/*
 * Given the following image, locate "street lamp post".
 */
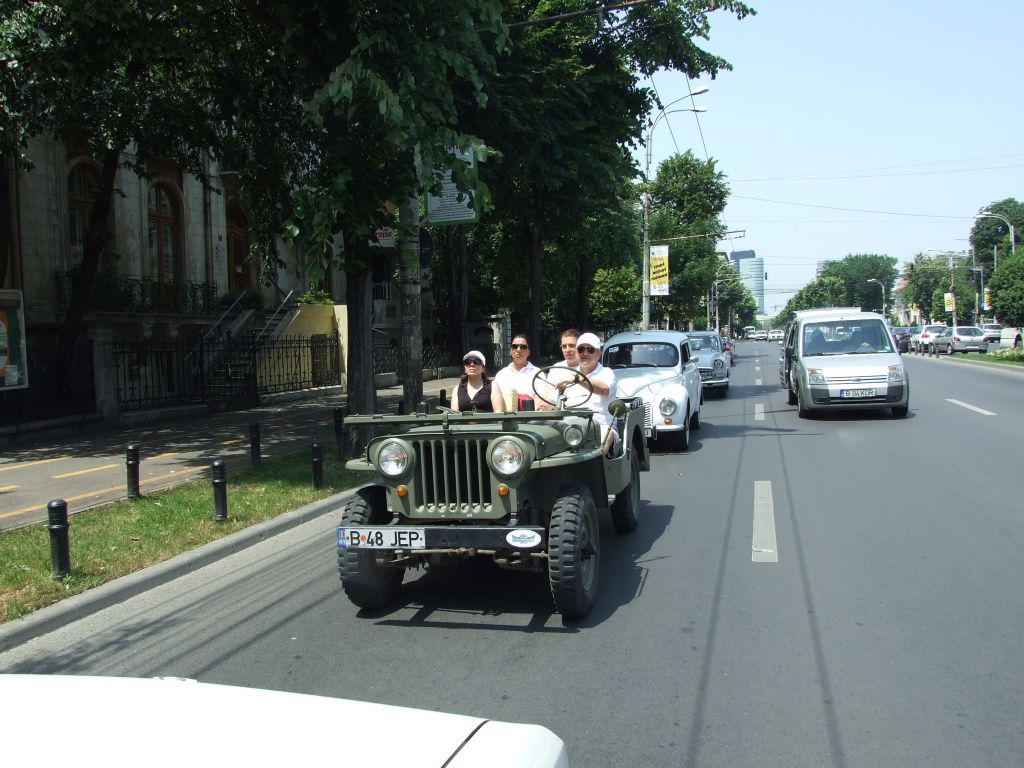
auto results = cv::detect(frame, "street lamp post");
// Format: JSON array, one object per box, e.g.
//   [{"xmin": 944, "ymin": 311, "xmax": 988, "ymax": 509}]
[
  {"xmin": 866, "ymin": 278, "xmax": 886, "ymax": 317},
  {"xmin": 975, "ymin": 211, "xmax": 1016, "ymax": 258},
  {"xmin": 642, "ymin": 88, "xmax": 709, "ymax": 329}
]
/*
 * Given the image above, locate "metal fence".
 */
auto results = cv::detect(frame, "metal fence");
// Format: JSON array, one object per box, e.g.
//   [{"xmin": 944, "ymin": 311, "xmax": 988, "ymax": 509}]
[
  {"xmin": 372, "ymin": 342, "xmax": 457, "ymax": 374},
  {"xmin": 108, "ymin": 332, "xmax": 341, "ymax": 411},
  {"xmin": 57, "ymin": 271, "xmax": 218, "ymax": 315},
  {"xmin": 0, "ymin": 333, "xmax": 95, "ymax": 427}
]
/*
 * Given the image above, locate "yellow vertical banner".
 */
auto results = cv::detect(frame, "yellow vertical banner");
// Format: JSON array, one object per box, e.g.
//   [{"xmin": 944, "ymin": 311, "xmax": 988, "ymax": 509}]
[
  {"xmin": 943, "ymin": 292, "xmax": 954, "ymax": 312},
  {"xmin": 650, "ymin": 246, "xmax": 669, "ymax": 296}
]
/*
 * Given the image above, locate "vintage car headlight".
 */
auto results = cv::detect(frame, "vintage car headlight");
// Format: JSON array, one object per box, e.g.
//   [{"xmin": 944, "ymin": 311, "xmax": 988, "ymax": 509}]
[
  {"xmin": 563, "ymin": 424, "xmax": 584, "ymax": 448},
  {"xmin": 377, "ymin": 440, "xmax": 409, "ymax": 477},
  {"xmin": 714, "ymin": 359, "xmax": 725, "ymax": 370},
  {"xmin": 491, "ymin": 439, "xmax": 526, "ymax": 476},
  {"xmin": 807, "ymin": 368, "xmax": 826, "ymax": 385},
  {"xmin": 888, "ymin": 365, "xmax": 904, "ymax": 382},
  {"xmin": 659, "ymin": 397, "xmax": 677, "ymax": 417}
]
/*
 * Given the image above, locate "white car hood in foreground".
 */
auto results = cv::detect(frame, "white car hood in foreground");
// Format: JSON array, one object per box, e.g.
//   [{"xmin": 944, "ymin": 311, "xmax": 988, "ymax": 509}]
[
  {"xmin": 0, "ymin": 675, "xmax": 569, "ymax": 768},
  {"xmin": 613, "ymin": 369, "xmax": 683, "ymax": 397}
]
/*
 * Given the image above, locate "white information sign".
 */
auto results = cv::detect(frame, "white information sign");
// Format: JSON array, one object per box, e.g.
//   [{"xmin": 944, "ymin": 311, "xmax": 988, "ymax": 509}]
[{"xmin": 427, "ymin": 147, "xmax": 478, "ymax": 225}]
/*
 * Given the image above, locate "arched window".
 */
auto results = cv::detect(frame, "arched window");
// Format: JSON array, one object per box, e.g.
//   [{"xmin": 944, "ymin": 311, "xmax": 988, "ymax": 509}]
[
  {"xmin": 226, "ymin": 200, "xmax": 251, "ymax": 292},
  {"xmin": 147, "ymin": 183, "xmax": 182, "ymax": 285},
  {"xmin": 68, "ymin": 164, "xmax": 101, "ymax": 266}
]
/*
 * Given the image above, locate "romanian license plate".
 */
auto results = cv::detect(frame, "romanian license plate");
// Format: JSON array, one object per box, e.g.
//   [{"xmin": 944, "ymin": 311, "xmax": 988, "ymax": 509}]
[
  {"xmin": 338, "ymin": 527, "xmax": 426, "ymax": 549},
  {"xmin": 839, "ymin": 388, "xmax": 875, "ymax": 398}
]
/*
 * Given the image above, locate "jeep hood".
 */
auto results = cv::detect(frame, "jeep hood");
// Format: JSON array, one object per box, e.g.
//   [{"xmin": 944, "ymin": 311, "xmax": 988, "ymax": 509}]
[{"xmin": 613, "ymin": 369, "xmax": 683, "ymax": 397}]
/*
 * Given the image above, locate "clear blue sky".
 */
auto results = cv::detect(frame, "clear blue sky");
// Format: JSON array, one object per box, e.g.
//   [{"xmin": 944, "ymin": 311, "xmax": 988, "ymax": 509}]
[{"xmin": 637, "ymin": 0, "xmax": 1023, "ymax": 315}]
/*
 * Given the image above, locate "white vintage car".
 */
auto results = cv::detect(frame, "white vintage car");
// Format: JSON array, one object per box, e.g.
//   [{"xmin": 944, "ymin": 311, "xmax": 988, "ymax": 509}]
[{"xmin": 602, "ymin": 330, "xmax": 703, "ymax": 450}]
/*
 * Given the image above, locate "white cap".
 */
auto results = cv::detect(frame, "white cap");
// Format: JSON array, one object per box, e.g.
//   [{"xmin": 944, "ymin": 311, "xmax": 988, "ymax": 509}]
[
  {"xmin": 463, "ymin": 350, "xmax": 486, "ymax": 365},
  {"xmin": 575, "ymin": 332, "xmax": 602, "ymax": 351}
]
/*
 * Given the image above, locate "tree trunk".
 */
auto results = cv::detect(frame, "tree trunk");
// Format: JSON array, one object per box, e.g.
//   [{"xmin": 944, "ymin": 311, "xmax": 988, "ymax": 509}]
[
  {"xmin": 575, "ymin": 251, "xmax": 588, "ymax": 329},
  {"xmin": 528, "ymin": 184, "xmax": 544, "ymax": 348},
  {"xmin": 56, "ymin": 146, "xmax": 121, "ymax": 368},
  {"xmin": 444, "ymin": 226, "xmax": 468, "ymax": 359},
  {"xmin": 344, "ymin": 258, "xmax": 376, "ymax": 455},
  {"xmin": 0, "ymin": 155, "xmax": 13, "ymax": 287},
  {"xmin": 398, "ymin": 192, "xmax": 422, "ymax": 414}
]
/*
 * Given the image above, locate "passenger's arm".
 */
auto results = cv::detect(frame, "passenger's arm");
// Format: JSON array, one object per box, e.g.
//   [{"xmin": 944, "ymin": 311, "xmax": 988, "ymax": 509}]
[
  {"xmin": 450, "ymin": 387, "xmax": 460, "ymax": 412},
  {"xmin": 489, "ymin": 380, "xmax": 505, "ymax": 412}
]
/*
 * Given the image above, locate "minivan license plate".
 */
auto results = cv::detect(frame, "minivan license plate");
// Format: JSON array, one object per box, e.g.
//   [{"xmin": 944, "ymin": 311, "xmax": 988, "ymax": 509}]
[
  {"xmin": 840, "ymin": 388, "xmax": 875, "ymax": 398},
  {"xmin": 338, "ymin": 527, "xmax": 426, "ymax": 549}
]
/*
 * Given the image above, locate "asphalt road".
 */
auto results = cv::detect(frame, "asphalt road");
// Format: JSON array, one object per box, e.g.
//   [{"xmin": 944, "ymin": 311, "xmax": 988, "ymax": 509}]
[
  {"xmin": 0, "ymin": 378, "xmax": 461, "ymax": 530},
  {"xmin": 2, "ymin": 343, "xmax": 1022, "ymax": 767}
]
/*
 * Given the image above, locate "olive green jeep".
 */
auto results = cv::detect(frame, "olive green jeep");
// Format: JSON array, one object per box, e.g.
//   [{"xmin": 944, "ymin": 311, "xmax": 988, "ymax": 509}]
[{"xmin": 337, "ymin": 366, "xmax": 650, "ymax": 619}]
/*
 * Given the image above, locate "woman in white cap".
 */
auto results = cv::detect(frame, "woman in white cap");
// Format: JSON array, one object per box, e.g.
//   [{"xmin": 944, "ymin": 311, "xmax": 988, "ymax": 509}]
[{"xmin": 451, "ymin": 350, "xmax": 505, "ymax": 412}]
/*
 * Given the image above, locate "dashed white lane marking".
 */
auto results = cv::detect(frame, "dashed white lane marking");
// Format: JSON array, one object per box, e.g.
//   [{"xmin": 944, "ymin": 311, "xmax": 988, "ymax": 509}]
[
  {"xmin": 752, "ymin": 480, "xmax": 779, "ymax": 563},
  {"xmin": 945, "ymin": 398, "xmax": 996, "ymax": 416},
  {"xmin": 754, "ymin": 403, "xmax": 765, "ymax": 421}
]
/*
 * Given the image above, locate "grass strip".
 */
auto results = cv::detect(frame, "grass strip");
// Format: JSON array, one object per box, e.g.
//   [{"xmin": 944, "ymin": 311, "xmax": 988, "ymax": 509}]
[{"xmin": 1, "ymin": 445, "xmax": 368, "ymax": 623}]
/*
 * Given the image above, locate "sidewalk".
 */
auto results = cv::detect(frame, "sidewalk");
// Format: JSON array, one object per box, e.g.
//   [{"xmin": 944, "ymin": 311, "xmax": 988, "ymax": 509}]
[{"xmin": 0, "ymin": 373, "xmax": 463, "ymax": 530}]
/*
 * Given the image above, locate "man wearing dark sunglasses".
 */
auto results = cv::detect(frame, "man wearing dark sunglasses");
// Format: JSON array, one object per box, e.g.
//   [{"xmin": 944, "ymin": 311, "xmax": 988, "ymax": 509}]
[
  {"xmin": 494, "ymin": 333, "xmax": 540, "ymax": 410},
  {"xmin": 556, "ymin": 332, "xmax": 615, "ymax": 426}
]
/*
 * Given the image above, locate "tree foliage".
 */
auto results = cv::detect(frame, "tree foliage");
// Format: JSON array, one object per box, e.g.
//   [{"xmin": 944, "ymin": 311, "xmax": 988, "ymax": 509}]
[
  {"xmin": 988, "ymin": 252, "xmax": 1024, "ymax": 327},
  {"xmin": 969, "ymin": 198, "xmax": 1023, "ymax": 271}
]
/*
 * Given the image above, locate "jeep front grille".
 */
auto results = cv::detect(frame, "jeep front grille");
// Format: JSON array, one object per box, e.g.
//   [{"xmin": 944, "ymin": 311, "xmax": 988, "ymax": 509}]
[{"xmin": 414, "ymin": 438, "xmax": 493, "ymax": 514}]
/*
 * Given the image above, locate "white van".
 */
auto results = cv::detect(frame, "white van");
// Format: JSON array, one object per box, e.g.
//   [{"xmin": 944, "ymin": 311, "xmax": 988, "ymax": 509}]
[{"xmin": 778, "ymin": 308, "xmax": 909, "ymax": 418}]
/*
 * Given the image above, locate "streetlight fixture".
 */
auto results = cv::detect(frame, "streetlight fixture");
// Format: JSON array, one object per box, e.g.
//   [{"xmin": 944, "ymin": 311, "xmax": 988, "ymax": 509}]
[
  {"xmin": 642, "ymin": 88, "xmax": 709, "ymax": 329},
  {"xmin": 866, "ymin": 278, "xmax": 886, "ymax": 317},
  {"xmin": 975, "ymin": 211, "xmax": 1016, "ymax": 258}
]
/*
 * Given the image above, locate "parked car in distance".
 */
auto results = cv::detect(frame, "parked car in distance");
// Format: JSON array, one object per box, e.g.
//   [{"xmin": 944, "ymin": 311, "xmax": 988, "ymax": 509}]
[
  {"xmin": 767, "ymin": 329, "xmax": 784, "ymax": 341},
  {"xmin": 932, "ymin": 325, "xmax": 986, "ymax": 354},
  {"xmin": 1000, "ymin": 325, "xmax": 1023, "ymax": 349},
  {"xmin": 911, "ymin": 324, "xmax": 948, "ymax": 353},
  {"xmin": 752, "ymin": 329, "xmax": 768, "ymax": 341},
  {"xmin": 892, "ymin": 327, "xmax": 916, "ymax": 353},
  {"xmin": 979, "ymin": 323, "xmax": 1002, "ymax": 345},
  {"xmin": 603, "ymin": 330, "xmax": 703, "ymax": 451},
  {"xmin": 687, "ymin": 331, "xmax": 730, "ymax": 397}
]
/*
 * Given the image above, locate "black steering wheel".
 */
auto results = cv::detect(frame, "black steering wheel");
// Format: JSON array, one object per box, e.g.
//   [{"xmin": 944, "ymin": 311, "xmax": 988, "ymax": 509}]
[{"xmin": 532, "ymin": 365, "xmax": 595, "ymax": 408}]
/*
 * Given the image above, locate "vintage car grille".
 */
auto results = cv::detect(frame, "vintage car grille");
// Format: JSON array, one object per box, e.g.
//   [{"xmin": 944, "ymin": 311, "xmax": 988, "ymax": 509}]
[
  {"xmin": 413, "ymin": 438, "xmax": 493, "ymax": 512},
  {"xmin": 698, "ymin": 367, "xmax": 713, "ymax": 381}
]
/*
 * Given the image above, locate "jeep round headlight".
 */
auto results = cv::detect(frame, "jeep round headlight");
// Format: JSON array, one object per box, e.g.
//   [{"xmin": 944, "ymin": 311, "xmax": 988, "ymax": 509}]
[
  {"xmin": 659, "ymin": 397, "xmax": 677, "ymax": 417},
  {"xmin": 377, "ymin": 440, "xmax": 409, "ymax": 477},
  {"xmin": 564, "ymin": 425, "xmax": 584, "ymax": 448},
  {"xmin": 491, "ymin": 439, "xmax": 526, "ymax": 476}
]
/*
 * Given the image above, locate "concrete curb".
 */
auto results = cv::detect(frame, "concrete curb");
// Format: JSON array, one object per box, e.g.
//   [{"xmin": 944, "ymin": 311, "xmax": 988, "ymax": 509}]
[{"xmin": 0, "ymin": 487, "xmax": 360, "ymax": 653}]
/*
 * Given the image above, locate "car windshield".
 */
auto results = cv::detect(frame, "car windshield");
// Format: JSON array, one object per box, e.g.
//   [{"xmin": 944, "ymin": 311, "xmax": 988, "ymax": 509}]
[
  {"xmin": 603, "ymin": 342, "xmax": 679, "ymax": 368},
  {"xmin": 801, "ymin": 319, "xmax": 895, "ymax": 355},
  {"xmin": 692, "ymin": 336, "xmax": 720, "ymax": 351}
]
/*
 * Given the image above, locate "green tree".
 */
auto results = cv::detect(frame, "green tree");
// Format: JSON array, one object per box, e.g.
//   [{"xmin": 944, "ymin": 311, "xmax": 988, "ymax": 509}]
[
  {"xmin": 899, "ymin": 254, "xmax": 950, "ymax": 322},
  {"xmin": 988, "ymin": 252, "xmax": 1024, "ymax": 327},
  {"xmin": 588, "ymin": 264, "xmax": 642, "ymax": 330},
  {"xmin": 969, "ymin": 198, "xmax": 1023, "ymax": 271},
  {"xmin": 818, "ymin": 254, "xmax": 898, "ymax": 312}
]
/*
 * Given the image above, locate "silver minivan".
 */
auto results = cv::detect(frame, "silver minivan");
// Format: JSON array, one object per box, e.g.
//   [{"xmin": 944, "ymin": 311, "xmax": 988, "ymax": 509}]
[{"xmin": 778, "ymin": 308, "xmax": 909, "ymax": 418}]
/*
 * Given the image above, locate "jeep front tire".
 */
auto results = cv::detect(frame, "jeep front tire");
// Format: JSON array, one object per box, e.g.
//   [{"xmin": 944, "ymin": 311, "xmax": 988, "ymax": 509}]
[
  {"xmin": 337, "ymin": 486, "xmax": 404, "ymax": 609},
  {"xmin": 548, "ymin": 485, "xmax": 600, "ymax": 619}
]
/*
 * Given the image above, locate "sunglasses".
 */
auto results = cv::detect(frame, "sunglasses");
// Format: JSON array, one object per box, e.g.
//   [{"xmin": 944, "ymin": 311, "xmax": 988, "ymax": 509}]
[
  {"xmin": 576, "ymin": 346, "xmax": 597, "ymax": 354},
  {"xmin": 464, "ymin": 360, "xmax": 482, "ymax": 366},
  {"xmin": 510, "ymin": 343, "xmax": 529, "ymax": 350}
]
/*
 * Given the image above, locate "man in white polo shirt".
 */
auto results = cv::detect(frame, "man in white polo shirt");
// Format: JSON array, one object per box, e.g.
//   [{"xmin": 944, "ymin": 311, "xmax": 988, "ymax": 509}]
[{"xmin": 555, "ymin": 332, "xmax": 615, "ymax": 426}]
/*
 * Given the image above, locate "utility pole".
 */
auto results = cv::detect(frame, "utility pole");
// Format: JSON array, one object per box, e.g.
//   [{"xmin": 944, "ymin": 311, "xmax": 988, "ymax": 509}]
[{"xmin": 398, "ymin": 193, "xmax": 423, "ymax": 413}]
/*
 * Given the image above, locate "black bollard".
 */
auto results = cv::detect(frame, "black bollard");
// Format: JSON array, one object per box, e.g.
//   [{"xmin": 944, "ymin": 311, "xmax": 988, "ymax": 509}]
[
  {"xmin": 397, "ymin": 400, "xmax": 406, "ymax": 415},
  {"xmin": 249, "ymin": 422, "xmax": 262, "ymax": 467},
  {"xmin": 311, "ymin": 442, "xmax": 324, "ymax": 488},
  {"xmin": 47, "ymin": 499, "xmax": 71, "ymax": 580},
  {"xmin": 211, "ymin": 460, "xmax": 228, "ymax": 521},
  {"xmin": 418, "ymin": 401, "xmax": 429, "ymax": 415},
  {"xmin": 126, "ymin": 445, "xmax": 140, "ymax": 500},
  {"xmin": 439, "ymin": 389, "xmax": 447, "ymax": 408}
]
